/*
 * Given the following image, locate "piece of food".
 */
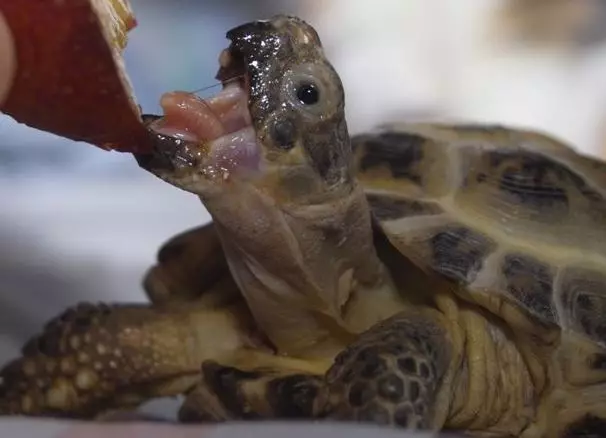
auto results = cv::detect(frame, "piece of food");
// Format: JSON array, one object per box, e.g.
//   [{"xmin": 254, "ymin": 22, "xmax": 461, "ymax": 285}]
[{"xmin": 0, "ymin": 0, "xmax": 152, "ymax": 153}]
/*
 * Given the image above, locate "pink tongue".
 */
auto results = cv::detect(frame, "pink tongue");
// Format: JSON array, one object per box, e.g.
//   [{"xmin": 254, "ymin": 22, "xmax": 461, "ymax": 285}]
[
  {"xmin": 151, "ymin": 85, "xmax": 260, "ymax": 177},
  {"xmin": 154, "ymin": 84, "xmax": 247, "ymax": 141}
]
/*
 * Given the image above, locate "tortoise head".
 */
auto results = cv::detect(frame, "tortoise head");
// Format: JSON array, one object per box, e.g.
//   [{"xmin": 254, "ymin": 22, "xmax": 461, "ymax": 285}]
[
  {"xmin": 136, "ymin": 15, "xmax": 353, "ymax": 205},
  {"xmin": 135, "ymin": 16, "xmax": 381, "ymax": 352}
]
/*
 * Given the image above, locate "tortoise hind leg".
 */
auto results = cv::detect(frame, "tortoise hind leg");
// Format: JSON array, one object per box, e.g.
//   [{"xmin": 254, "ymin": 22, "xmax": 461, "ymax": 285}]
[
  {"xmin": 179, "ymin": 311, "xmax": 455, "ymax": 430},
  {"xmin": 0, "ymin": 300, "xmax": 266, "ymax": 418}
]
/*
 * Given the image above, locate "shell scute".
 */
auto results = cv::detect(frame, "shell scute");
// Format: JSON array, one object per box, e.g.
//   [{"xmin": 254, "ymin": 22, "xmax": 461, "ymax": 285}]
[
  {"xmin": 560, "ymin": 268, "xmax": 606, "ymax": 347},
  {"xmin": 500, "ymin": 253, "xmax": 557, "ymax": 324},
  {"xmin": 428, "ymin": 225, "xmax": 496, "ymax": 285}
]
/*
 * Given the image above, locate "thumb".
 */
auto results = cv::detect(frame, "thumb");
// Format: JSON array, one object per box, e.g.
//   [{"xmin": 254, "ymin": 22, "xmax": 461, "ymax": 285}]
[{"xmin": 0, "ymin": 10, "xmax": 15, "ymax": 106}]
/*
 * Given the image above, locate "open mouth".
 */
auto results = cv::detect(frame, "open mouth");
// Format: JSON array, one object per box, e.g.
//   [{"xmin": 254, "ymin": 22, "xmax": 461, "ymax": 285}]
[{"xmin": 147, "ymin": 47, "xmax": 260, "ymax": 178}]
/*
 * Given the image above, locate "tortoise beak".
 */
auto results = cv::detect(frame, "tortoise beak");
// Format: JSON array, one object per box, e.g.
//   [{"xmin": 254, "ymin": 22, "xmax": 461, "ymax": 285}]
[{"xmin": 134, "ymin": 114, "xmax": 196, "ymax": 172}]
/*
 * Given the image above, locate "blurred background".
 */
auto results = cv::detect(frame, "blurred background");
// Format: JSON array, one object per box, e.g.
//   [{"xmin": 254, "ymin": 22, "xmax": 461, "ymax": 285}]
[{"xmin": 1, "ymin": 0, "xmax": 606, "ymax": 375}]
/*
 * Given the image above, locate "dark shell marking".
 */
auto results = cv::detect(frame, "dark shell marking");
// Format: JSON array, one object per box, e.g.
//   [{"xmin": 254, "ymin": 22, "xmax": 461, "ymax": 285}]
[
  {"xmin": 591, "ymin": 354, "xmax": 606, "ymax": 371},
  {"xmin": 560, "ymin": 269, "xmax": 606, "ymax": 347},
  {"xmin": 354, "ymin": 124, "xmax": 606, "ymax": 347},
  {"xmin": 366, "ymin": 194, "xmax": 443, "ymax": 222},
  {"xmin": 501, "ymin": 254, "xmax": 557, "ymax": 323},
  {"xmin": 356, "ymin": 132, "xmax": 426, "ymax": 184},
  {"xmin": 456, "ymin": 148, "xmax": 606, "ymax": 239},
  {"xmin": 429, "ymin": 226, "xmax": 496, "ymax": 284},
  {"xmin": 493, "ymin": 151, "xmax": 570, "ymax": 213},
  {"xmin": 562, "ymin": 414, "xmax": 606, "ymax": 437},
  {"xmin": 466, "ymin": 149, "xmax": 606, "ymax": 226}
]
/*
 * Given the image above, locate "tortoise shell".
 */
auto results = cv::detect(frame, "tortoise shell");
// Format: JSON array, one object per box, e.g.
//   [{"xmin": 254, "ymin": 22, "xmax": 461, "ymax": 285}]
[{"xmin": 353, "ymin": 123, "xmax": 606, "ymax": 349}]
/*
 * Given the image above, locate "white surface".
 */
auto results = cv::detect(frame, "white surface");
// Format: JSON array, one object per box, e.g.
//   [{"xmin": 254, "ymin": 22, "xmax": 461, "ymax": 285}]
[
  {"xmin": 0, "ymin": 419, "xmax": 446, "ymax": 438},
  {"xmin": 303, "ymin": 0, "xmax": 606, "ymax": 158}
]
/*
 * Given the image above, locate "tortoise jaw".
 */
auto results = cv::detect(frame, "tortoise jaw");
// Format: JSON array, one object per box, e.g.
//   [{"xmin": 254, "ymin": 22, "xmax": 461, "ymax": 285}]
[{"xmin": 136, "ymin": 47, "xmax": 262, "ymax": 186}]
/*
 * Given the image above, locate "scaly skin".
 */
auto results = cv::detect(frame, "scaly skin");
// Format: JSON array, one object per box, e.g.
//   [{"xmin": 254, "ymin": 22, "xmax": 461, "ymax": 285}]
[{"xmin": 0, "ymin": 300, "xmax": 269, "ymax": 417}]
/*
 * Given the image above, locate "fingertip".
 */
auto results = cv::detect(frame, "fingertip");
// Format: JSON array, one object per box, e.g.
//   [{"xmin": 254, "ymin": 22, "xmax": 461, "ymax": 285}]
[{"xmin": 0, "ymin": 10, "xmax": 16, "ymax": 106}]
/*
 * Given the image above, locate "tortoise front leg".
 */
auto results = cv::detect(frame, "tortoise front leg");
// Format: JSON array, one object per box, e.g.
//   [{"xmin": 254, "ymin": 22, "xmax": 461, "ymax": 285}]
[
  {"xmin": 143, "ymin": 222, "xmax": 234, "ymax": 307},
  {"xmin": 0, "ymin": 300, "xmax": 267, "ymax": 418},
  {"xmin": 319, "ymin": 312, "xmax": 454, "ymax": 429},
  {"xmin": 178, "ymin": 311, "xmax": 455, "ymax": 430}
]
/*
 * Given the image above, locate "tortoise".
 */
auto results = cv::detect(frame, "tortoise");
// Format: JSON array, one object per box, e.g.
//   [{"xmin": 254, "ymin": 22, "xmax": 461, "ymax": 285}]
[{"xmin": 1, "ymin": 14, "xmax": 606, "ymax": 438}]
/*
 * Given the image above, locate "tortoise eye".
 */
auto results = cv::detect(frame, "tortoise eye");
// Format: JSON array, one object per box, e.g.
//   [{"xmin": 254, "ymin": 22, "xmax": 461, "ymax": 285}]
[
  {"xmin": 281, "ymin": 63, "xmax": 342, "ymax": 119},
  {"xmin": 296, "ymin": 82, "xmax": 320, "ymax": 106}
]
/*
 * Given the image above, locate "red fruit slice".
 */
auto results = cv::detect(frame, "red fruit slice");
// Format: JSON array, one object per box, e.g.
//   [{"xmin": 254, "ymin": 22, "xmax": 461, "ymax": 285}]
[{"xmin": 0, "ymin": 0, "xmax": 153, "ymax": 153}]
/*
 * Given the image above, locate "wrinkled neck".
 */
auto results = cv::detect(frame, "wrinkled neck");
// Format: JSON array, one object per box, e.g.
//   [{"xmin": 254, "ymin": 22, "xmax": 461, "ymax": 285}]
[{"xmin": 202, "ymin": 182, "xmax": 384, "ymax": 354}]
